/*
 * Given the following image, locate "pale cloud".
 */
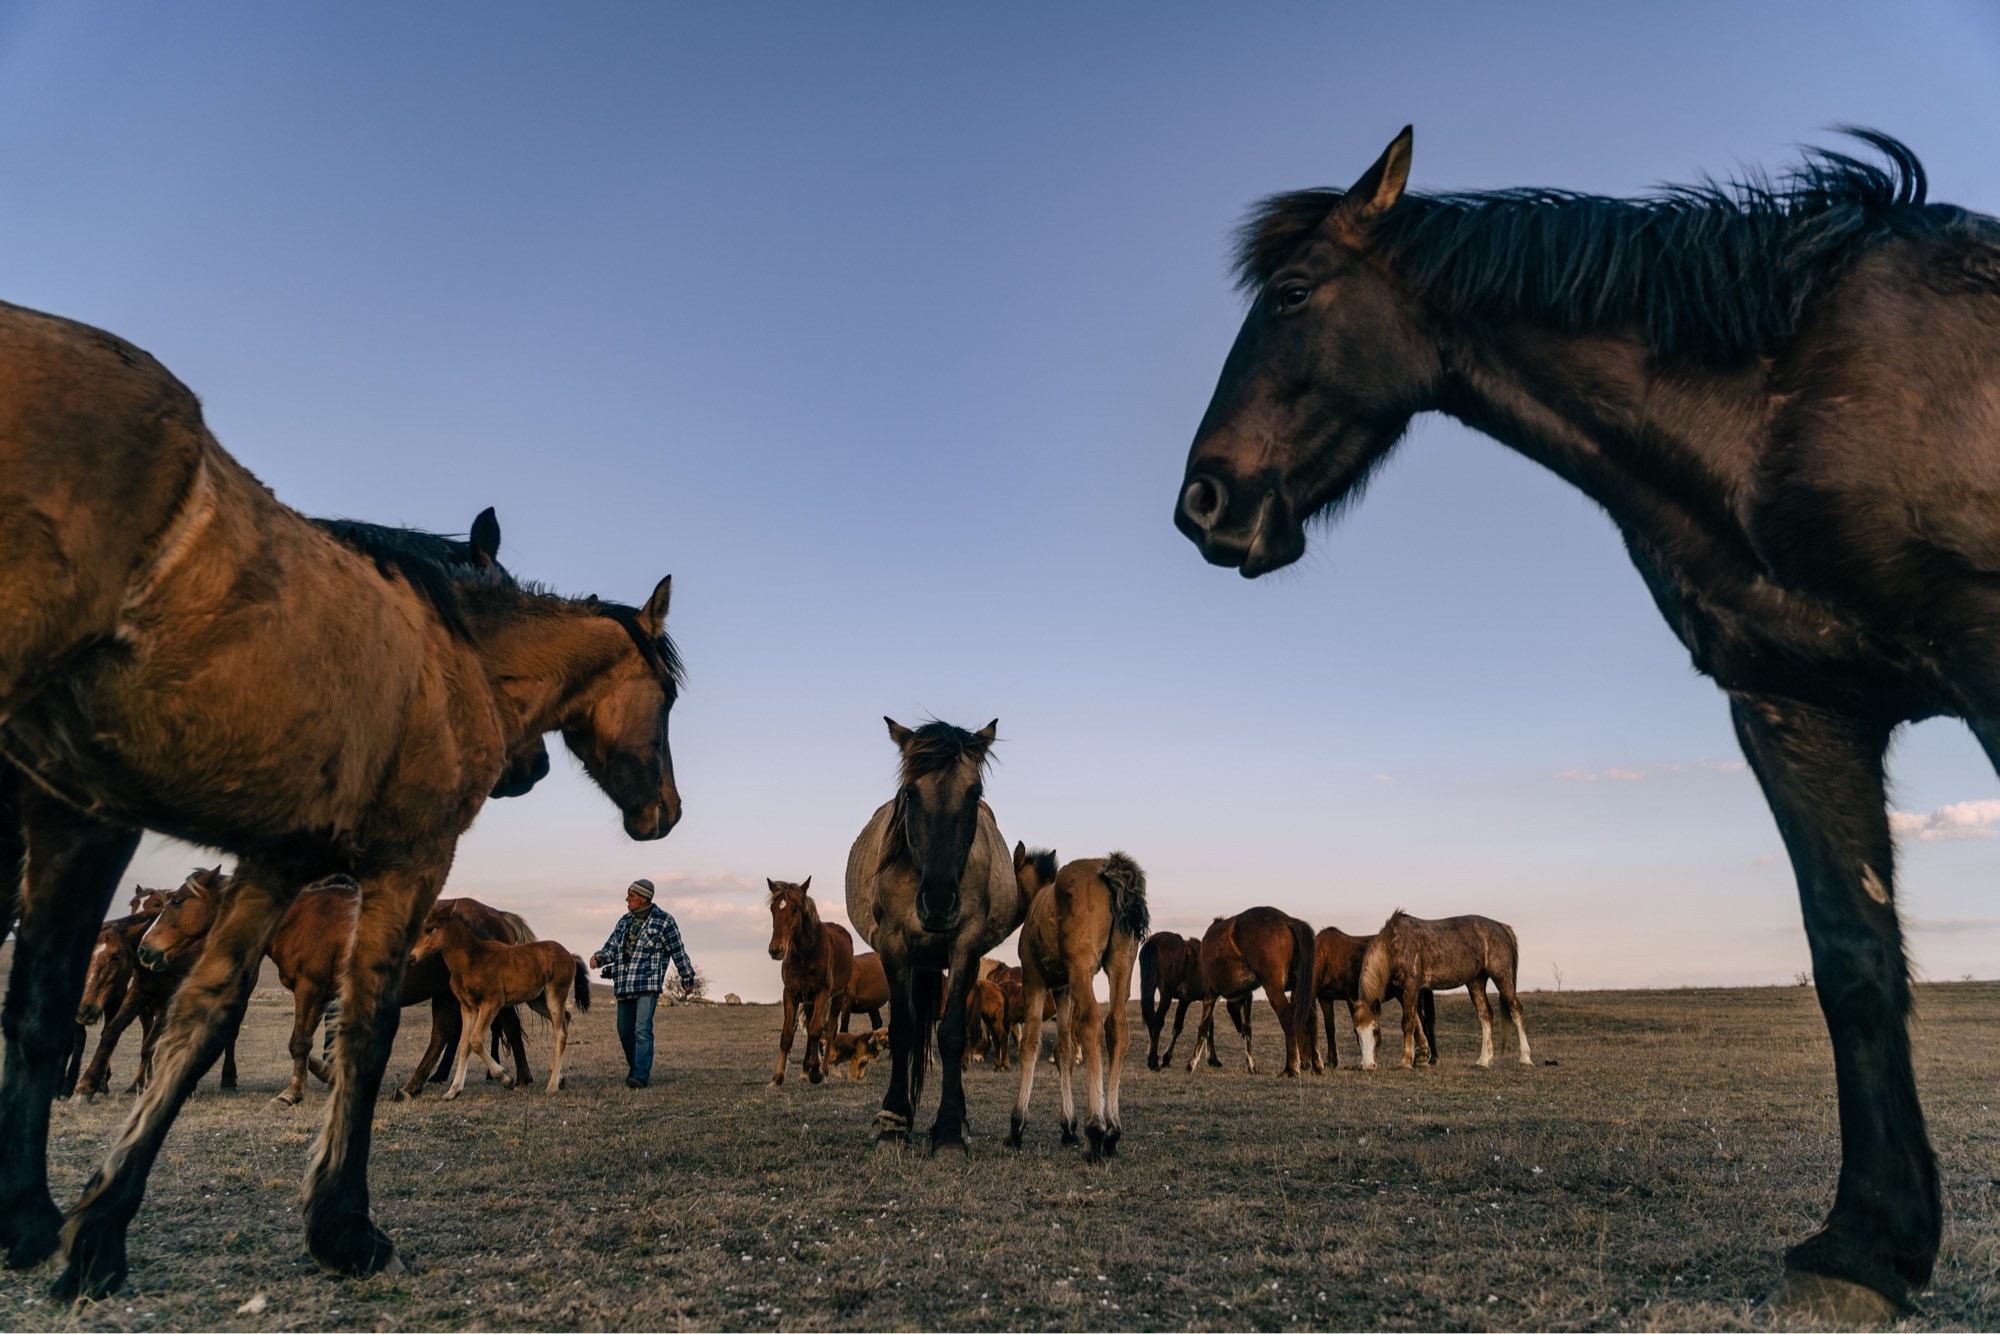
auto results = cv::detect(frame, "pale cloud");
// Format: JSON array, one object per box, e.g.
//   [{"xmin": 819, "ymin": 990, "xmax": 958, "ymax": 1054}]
[
  {"xmin": 1749, "ymin": 854, "xmax": 1775, "ymax": 867},
  {"xmin": 1555, "ymin": 766, "xmax": 1649, "ymax": 783},
  {"xmin": 1889, "ymin": 799, "xmax": 2000, "ymax": 842}
]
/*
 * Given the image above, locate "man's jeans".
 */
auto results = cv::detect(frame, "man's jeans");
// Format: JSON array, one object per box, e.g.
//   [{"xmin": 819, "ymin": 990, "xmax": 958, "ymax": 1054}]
[{"xmin": 616, "ymin": 993, "xmax": 659, "ymax": 1083}]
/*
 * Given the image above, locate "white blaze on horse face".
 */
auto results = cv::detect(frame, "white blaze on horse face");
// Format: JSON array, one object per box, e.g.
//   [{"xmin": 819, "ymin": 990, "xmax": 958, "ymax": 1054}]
[{"xmin": 1357, "ymin": 1019, "xmax": 1378, "ymax": 1069}]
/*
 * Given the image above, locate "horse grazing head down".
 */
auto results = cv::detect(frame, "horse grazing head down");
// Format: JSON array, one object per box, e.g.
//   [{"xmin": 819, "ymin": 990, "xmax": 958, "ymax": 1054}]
[
  {"xmin": 883, "ymin": 718, "xmax": 997, "ymax": 935},
  {"xmin": 551, "ymin": 572, "xmax": 685, "ymax": 842},
  {"xmin": 766, "ymin": 877, "xmax": 815, "ymax": 960},
  {"xmin": 134, "ymin": 866, "xmax": 231, "ymax": 971}
]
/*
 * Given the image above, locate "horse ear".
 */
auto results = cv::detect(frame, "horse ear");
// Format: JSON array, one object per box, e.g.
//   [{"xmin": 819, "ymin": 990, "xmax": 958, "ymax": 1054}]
[
  {"xmin": 974, "ymin": 719, "xmax": 999, "ymax": 751},
  {"xmin": 470, "ymin": 508, "xmax": 501, "ymax": 569},
  {"xmin": 1331, "ymin": 125, "xmax": 1413, "ymax": 228},
  {"xmin": 1013, "ymin": 840, "xmax": 1027, "ymax": 872},
  {"xmin": 885, "ymin": 717, "xmax": 914, "ymax": 748},
  {"xmin": 800, "ymin": 875, "xmax": 811, "ymax": 892},
  {"xmin": 640, "ymin": 575, "xmax": 672, "ymax": 634},
  {"xmin": 766, "ymin": 878, "xmax": 777, "ymax": 892}
]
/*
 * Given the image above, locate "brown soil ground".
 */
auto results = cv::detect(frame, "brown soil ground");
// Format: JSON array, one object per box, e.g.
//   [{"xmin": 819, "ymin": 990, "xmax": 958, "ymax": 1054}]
[{"xmin": 0, "ymin": 973, "xmax": 1994, "ymax": 1331}]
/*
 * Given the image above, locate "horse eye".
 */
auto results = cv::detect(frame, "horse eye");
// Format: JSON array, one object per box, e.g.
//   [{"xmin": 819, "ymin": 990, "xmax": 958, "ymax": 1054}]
[
  {"xmin": 969, "ymin": 783, "xmax": 983, "ymax": 802},
  {"xmin": 1275, "ymin": 282, "xmax": 1313, "ymax": 312}
]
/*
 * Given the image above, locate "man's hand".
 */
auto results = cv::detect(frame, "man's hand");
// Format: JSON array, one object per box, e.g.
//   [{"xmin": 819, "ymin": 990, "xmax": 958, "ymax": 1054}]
[{"xmin": 589, "ymin": 952, "xmax": 604, "ymax": 968}]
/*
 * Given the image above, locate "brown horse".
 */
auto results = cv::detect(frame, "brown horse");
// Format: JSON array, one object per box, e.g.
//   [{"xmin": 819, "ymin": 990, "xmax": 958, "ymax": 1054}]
[
  {"xmin": 966, "ymin": 975, "xmax": 1006, "ymax": 1067},
  {"xmin": 97, "ymin": 871, "xmax": 242, "ymax": 1098},
  {"xmin": 1007, "ymin": 853, "xmax": 1149, "ymax": 1159},
  {"xmin": 0, "ymin": 297, "xmax": 685, "ymax": 1294},
  {"xmin": 844, "ymin": 719, "xmax": 1026, "ymax": 1152},
  {"xmin": 1312, "ymin": 927, "xmax": 1434, "ymax": 1072},
  {"xmin": 1355, "ymin": 911, "xmax": 1529, "ymax": 1071},
  {"xmin": 408, "ymin": 915, "xmax": 590, "ymax": 1098},
  {"xmin": 1138, "ymin": 931, "xmax": 1209, "ymax": 1071},
  {"xmin": 1186, "ymin": 907, "xmax": 1316, "ymax": 1077},
  {"xmin": 841, "ymin": 953, "xmax": 888, "ymax": 1032},
  {"xmin": 394, "ymin": 897, "xmax": 538, "ymax": 1099},
  {"xmin": 767, "ymin": 878, "xmax": 855, "ymax": 1086}
]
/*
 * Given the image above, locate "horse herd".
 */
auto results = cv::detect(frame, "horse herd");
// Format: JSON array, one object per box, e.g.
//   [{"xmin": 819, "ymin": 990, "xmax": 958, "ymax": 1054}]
[
  {"xmin": 0, "ymin": 126, "xmax": 1989, "ymax": 1317},
  {"xmin": 57, "ymin": 869, "xmax": 576, "ymax": 1110}
]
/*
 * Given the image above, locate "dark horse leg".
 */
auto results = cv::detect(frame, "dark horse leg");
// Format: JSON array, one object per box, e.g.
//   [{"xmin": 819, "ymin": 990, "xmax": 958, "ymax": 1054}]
[
  {"xmin": 302, "ymin": 861, "xmax": 446, "ymax": 1278},
  {"xmin": 0, "ymin": 776, "xmax": 140, "ymax": 1272},
  {"xmin": 1732, "ymin": 694, "xmax": 1934, "ymax": 1316},
  {"xmin": 928, "ymin": 954, "xmax": 976, "ymax": 1155},
  {"xmin": 59, "ymin": 1024, "xmax": 86, "ymax": 1100},
  {"xmin": 873, "ymin": 957, "xmax": 920, "ymax": 1146},
  {"xmin": 56, "ymin": 861, "xmax": 305, "ymax": 1299}
]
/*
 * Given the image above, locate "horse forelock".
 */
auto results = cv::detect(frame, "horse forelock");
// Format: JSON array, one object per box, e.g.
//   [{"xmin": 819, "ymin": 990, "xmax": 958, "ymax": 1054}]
[
  {"xmin": 896, "ymin": 720, "xmax": 994, "ymax": 785},
  {"xmin": 1233, "ymin": 129, "xmax": 1952, "ymax": 361}
]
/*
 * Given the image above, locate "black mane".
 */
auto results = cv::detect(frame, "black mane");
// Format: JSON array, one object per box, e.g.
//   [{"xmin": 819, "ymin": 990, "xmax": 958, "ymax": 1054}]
[
  {"xmin": 899, "ymin": 720, "xmax": 994, "ymax": 782},
  {"xmin": 1023, "ymin": 846, "xmax": 1058, "ymax": 884},
  {"xmin": 1234, "ymin": 129, "xmax": 1981, "ymax": 362},
  {"xmin": 313, "ymin": 518, "xmax": 507, "ymax": 639}
]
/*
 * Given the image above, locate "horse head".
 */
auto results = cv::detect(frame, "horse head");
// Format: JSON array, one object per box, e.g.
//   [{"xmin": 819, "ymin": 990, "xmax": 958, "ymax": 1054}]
[
  {"xmin": 766, "ymin": 877, "xmax": 813, "ymax": 960},
  {"xmin": 883, "ymin": 717, "xmax": 997, "ymax": 935},
  {"xmin": 1012, "ymin": 841, "xmax": 1058, "ymax": 901},
  {"xmin": 76, "ymin": 928, "xmax": 134, "ymax": 1024},
  {"xmin": 408, "ymin": 908, "xmax": 471, "ymax": 965},
  {"xmin": 557, "ymin": 575, "xmax": 684, "ymax": 842},
  {"xmin": 1177, "ymin": 126, "xmax": 1435, "ymax": 577},
  {"xmin": 135, "ymin": 866, "xmax": 231, "ymax": 971}
]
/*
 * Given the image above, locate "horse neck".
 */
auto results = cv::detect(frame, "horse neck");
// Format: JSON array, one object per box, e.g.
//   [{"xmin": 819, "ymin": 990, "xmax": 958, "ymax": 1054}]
[
  {"xmin": 1428, "ymin": 315, "xmax": 1770, "ymax": 541},
  {"xmin": 463, "ymin": 600, "xmax": 630, "ymax": 740},
  {"xmin": 790, "ymin": 899, "xmax": 823, "ymax": 956}
]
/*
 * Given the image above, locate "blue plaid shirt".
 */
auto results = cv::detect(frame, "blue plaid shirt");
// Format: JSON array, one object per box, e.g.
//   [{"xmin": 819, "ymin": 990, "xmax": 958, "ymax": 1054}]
[{"xmin": 597, "ymin": 904, "xmax": 696, "ymax": 997}]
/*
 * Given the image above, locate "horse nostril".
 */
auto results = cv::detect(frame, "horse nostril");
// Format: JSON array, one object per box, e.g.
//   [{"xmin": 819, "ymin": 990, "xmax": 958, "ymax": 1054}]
[{"xmin": 1182, "ymin": 476, "xmax": 1227, "ymax": 532}]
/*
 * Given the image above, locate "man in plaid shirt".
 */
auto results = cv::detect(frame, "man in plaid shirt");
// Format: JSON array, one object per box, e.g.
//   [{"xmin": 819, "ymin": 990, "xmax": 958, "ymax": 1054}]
[{"xmin": 589, "ymin": 878, "xmax": 697, "ymax": 1088}]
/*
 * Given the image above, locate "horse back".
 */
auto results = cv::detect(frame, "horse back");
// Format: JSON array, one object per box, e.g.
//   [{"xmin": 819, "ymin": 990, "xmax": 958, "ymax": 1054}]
[
  {"xmin": 1315, "ymin": 928, "xmax": 1372, "ymax": 1001},
  {"xmin": 266, "ymin": 881, "xmax": 359, "ymax": 992}
]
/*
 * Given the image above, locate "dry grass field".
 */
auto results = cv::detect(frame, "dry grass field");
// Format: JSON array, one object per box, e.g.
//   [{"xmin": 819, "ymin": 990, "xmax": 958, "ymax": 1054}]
[{"xmin": 0, "ymin": 972, "xmax": 1994, "ymax": 1332}]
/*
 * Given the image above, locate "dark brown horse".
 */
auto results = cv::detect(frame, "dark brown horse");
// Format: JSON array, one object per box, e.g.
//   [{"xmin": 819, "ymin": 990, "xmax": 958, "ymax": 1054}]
[
  {"xmin": 1171, "ymin": 127, "xmax": 1989, "ymax": 1314},
  {"xmin": 844, "ymin": 719, "xmax": 1026, "ymax": 1153},
  {"xmin": 841, "ymin": 952, "xmax": 888, "ymax": 1032},
  {"xmin": 1186, "ymin": 908, "xmax": 1316, "ymax": 1077},
  {"xmin": 98, "ymin": 871, "xmax": 242, "ymax": 1098},
  {"xmin": 1312, "ymin": 926, "xmax": 1435, "ymax": 1073},
  {"xmin": 0, "ymin": 297, "xmax": 685, "ymax": 1295},
  {"xmin": 1353, "ymin": 911, "xmax": 1528, "ymax": 1073},
  {"xmin": 407, "ymin": 915, "xmax": 590, "ymax": 1098},
  {"xmin": 1007, "ymin": 852, "xmax": 1149, "ymax": 1159},
  {"xmin": 767, "ymin": 877, "xmax": 855, "ymax": 1086},
  {"xmin": 1138, "ymin": 931, "xmax": 1207, "ymax": 1071}
]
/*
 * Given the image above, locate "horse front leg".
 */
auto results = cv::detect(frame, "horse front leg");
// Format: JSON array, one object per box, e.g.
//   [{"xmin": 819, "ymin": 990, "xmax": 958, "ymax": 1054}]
[
  {"xmin": 0, "ymin": 786, "xmax": 138, "ymax": 1273},
  {"xmin": 1468, "ymin": 981, "xmax": 1496, "ymax": 1069},
  {"xmin": 804, "ymin": 989, "xmax": 834, "ymax": 1086},
  {"xmin": 302, "ymin": 860, "xmax": 445, "ymax": 1280},
  {"xmin": 497, "ymin": 1005, "xmax": 532, "ymax": 1087},
  {"xmin": 771, "ymin": 989, "xmax": 798, "ymax": 1088},
  {"xmin": 1398, "ymin": 982, "xmax": 1423, "ymax": 1069},
  {"xmin": 927, "ymin": 955, "xmax": 976, "ymax": 1156},
  {"xmin": 57, "ymin": 862, "xmax": 300, "ymax": 1300},
  {"xmin": 442, "ymin": 1003, "xmax": 479, "ymax": 1100},
  {"xmin": 1159, "ymin": 997, "xmax": 1190, "ymax": 1070},
  {"xmin": 275, "ymin": 984, "xmax": 329, "ymax": 1108},
  {"xmin": 395, "ymin": 995, "xmax": 454, "ymax": 1101},
  {"xmin": 874, "ymin": 962, "xmax": 917, "ymax": 1147},
  {"xmin": 1732, "ymin": 695, "xmax": 1932, "ymax": 1319},
  {"xmin": 76, "ymin": 991, "xmax": 142, "ymax": 1100}
]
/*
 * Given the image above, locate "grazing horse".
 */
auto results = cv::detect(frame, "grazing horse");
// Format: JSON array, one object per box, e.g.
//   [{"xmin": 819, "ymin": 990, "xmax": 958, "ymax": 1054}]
[
  {"xmin": 845, "ymin": 719, "xmax": 1026, "ymax": 1153},
  {"xmin": 1312, "ymin": 926, "xmax": 1436, "ymax": 1072},
  {"xmin": 0, "ymin": 297, "xmax": 685, "ymax": 1295},
  {"xmin": 394, "ymin": 897, "xmax": 537, "ymax": 1100},
  {"xmin": 1186, "ymin": 908, "xmax": 1316, "ymax": 1077},
  {"xmin": 408, "ymin": 914, "xmax": 590, "ymax": 1098},
  {"xmin": 841, "ymin": 953, "xmax": 888, "ymax": 1033},
  {"xmin": 1170, "ymin": 127, "xmax": 1991, "ymax": 1314},
  {"xmin": 1006, "ymin": 853, "xmax": 1149, "ymax": 1159},
  {"xmin": 1138, "ymin": 931, "xmax": 1210, "ymax": 1071},
  {"xmin": 1354, "ymin": 911, "xmax": 1529, "ymax": 1072},
  {"xmin": 106, "ymin": 870, "xmax": 243, "ymax": 1098},
  {"xmin": 766, "ymin": 878, "xmax": 855, "ymax": 1086}
]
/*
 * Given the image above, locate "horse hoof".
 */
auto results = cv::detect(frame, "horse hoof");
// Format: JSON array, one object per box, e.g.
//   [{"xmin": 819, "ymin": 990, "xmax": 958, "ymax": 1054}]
[
  {"xmin": 500, "ymin": 1074, "xmax": 516, "ymax": 1090},
  {"xmin": 0, "ymin": 1195, "xmax": 63, "ymax": 1271},
  {"xmin": 1771, "ymin": 1270, "xmax": 1909, "ymax": 1324},
  {"xmin": 392, "ymin": 1088, "xmax": 412, "ymax": 1103},
  {"xmin": 873, "ymin": 1130, "xmax": 906, "ymax": 1152},
  {"xmin": 441, "ymin": 1088, "xmax": 461, "ymax": 1102},
  {"xmin": 269, "ymin": 1091, "xmax": 302, "ymax": 1109},
  {"xmin": 928, "ymin": 1135, "xmax": 970, "ymax": 1160},
  {"xmin": 51, "ymin": 1221, "xmax": 128, "ymax": 1302},
  {"xmin": 309, "ymin": 1216, "xmax": 400, "ymax": 1279},
  {"xmin": 1103, "ymin": 1130, "xmax": 1122, "ymax": 1158},
  {"xmin": 1059, "ymin": 1123, "xmax": 1080, "ymax": 1148}
]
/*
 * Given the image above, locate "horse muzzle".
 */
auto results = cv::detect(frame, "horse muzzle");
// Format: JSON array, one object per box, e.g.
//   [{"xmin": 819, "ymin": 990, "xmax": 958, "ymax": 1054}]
[
  {"xmin": 76, "ymin": 1001, "xmax": 103, "ymax": 1025},
  {"xmin": 1176, "ymin": 466, "xmax": 1307, "ymax": 578},
  {"xmin": 135, "ymin": 944, "xmax": 168, "ymax": 972},
  {"xmin": 623, "ymin": 800, "xmax": 676, "ymax": 841}
]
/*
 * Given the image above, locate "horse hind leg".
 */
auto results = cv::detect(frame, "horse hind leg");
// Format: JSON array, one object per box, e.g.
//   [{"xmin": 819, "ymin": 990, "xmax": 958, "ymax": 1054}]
[
  {"xmin": 0, "ymin": 788, "xmax": 138, "ymax": 1274},
  {"xmin": 1185, "ymin": 996, "xmax": 1217, "ymax": 1073},
  {"xmin": 275, "ymin": 985, "xmax": 330, "ymax": 1108},
  {"xmin": 1469, "ymin": 981, "xmax": 1496, "ymax": 1069},
  {"xmin": 395, "ymin": 995, "xmax": 455, "ymax": 1101},
  {"xmin": 1101, "ymin": 946, "xmax": 1135, "ymax": 1157},
  {"xmin": 1007, "ymin": 972, "xmax": 1051, "ymax": 1148},
  {"xmin": 545, "ymin": 983, "xmax": 567, "ymax": 1093},
  {"xmin": 1492, "ymin": 967, "xmax": 1531, "ymax": 1066},
  {"xmin": 1053, "ymin": 991, "xmax": 1080, "ymax": 1147},
  {"xmin": 1733, "ymin": 694, "xmax": 1934, "ymax": 1316}
]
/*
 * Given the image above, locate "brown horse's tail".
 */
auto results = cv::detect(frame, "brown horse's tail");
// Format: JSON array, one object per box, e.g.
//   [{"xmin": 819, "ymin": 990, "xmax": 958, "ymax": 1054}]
[
  {"xmin": 1138, "ymin": 935, "xmax": 1164, "ymax": 1030},
  {"xmin": 571, "ymin": 957, "xmax": 592, "ymax": 1012},
  {"xmin": 1358, "ymin": 910, "xmax": 1401, "ymax": 1005},
  {"xmin": 1100, "ymin": 852, "xmax": 1149, "ymax": 945},
  {"xmin": 1287, "ymin": 916, "xmax": 1317, "ymax": 1060},
  {"xmin": 502, "ymin": 910, "xmax": 538, "ymax": 943}
]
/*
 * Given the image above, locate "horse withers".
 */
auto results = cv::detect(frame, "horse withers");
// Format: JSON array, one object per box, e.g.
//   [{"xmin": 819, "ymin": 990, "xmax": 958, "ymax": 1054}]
[
  {"xmin": 844, "ymin": 719, "xmax": 1026, "ymax": 1154},
  {"xmin": 1172, "ymin": 127, "xmax": 1990, "ymax": 1313},
  {"xmin": 1354, "ymin": 911, "xmax": 1528, "ymax": 1071},
  {"xmin": 0, "ymin": 297, "xmax": 687, "ymax": 1296},
  {"xmin": 767, "ymin": 877, "xmax": 855, "ymax": 1086},
  {"xmin": 1006, "ymin": 852, "xmax": 1149, "ymax": 1160},
  {"xmin": 407, "ymin": 915, "xmax": 590, "ymax": 1098}
]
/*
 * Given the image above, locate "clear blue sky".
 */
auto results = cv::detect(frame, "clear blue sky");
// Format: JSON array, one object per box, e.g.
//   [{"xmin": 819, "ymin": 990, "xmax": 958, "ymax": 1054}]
[{"xmin": 5, "ymin": 3, "xmax": 1996, "ymax": 1000}]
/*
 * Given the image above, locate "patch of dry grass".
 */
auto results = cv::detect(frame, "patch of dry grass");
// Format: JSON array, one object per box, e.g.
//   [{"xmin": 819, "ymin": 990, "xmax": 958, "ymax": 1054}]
[{"xmin": 0, "ymin": 979, "xmax": 1994, "ymax": 1330}]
